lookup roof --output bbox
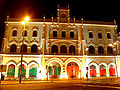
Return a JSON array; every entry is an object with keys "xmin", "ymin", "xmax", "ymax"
[{"xmin": 6, "ymin": 17, "xmax": 115, "ymax": 26}]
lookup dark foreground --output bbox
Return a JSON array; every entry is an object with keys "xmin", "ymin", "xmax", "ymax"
[{"xmin": 1, "ymin": 78, "xmax": 120, "ymax": 90}]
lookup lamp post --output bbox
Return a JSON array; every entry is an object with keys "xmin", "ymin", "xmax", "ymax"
[{"xmin": 19, "ymin": 16, "xmax": 29, "ymax": 83}]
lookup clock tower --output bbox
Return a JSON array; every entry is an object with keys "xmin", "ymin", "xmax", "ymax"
[{"xmin": 57, "ymin": 5, "xmax": 70, "ymax": 23}]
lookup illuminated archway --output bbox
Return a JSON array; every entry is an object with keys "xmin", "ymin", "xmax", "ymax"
[
  {"xmin": 65, "ymin": 59, "xmax": 81, "ymax": 78},
  {"xmin": 48, "ymin": 61, "xmax": 61, "ymax": 78},
  {"xmin": 67, "ymin": 62, "xmax": 79, "ymax": 78},
  {"xmin": 18, "ymin": 64, "xmax": 26, "ymax": 77},
  {"xmin": 46, "ymin": 58, "xmax": 63, "ymax": 78},
  {"xmin": 108, "ymin": 63, "xmax": 116, "ymax": 76},
  {"xmin": 29, "ymin": 64, "xmax": 37, "ymax": 77},
  {"xmin": 99, "ymin": 64, "xmax": 106, "ymax": 77},
  {"xmin": 89, "ymin": 65, "xmax": 96, "ymax": 77},
  {"xmin": 7, "ymin": 64, "xmax": 15, "ymax": 77}
]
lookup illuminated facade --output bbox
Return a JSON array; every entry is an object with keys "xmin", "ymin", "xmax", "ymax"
[{"xmin": 1, "ymin": 6, "xmax": 120, "ymax": 80}]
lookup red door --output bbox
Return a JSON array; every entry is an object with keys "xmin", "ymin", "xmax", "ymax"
[
  {"xmin": 100, "ymin": 68, "xmax": 106, "ymax": 76},
  {"xmin": 109, "ymin": 68, "xmax": 115, "ymax": 76},
  {"xmin": 90, "ymin": 68, "xmax": 96, "ymax": 77},
  {"xmin": 67, "ymin": 65, "xmax": 79, "ymax": 78}
]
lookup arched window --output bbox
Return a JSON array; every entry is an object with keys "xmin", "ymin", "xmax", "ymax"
[
  {"xmin": 12, "ymin": 30, "xmax": 17, "ymax": 36},
  {"xmin": 51, "ymin": 45, "xmax": 58, "ymax": 53},
  {"xmin": 31, "ymin": 44, "xmax": 37, "ymax": 53},
  {"xmin": 98, "ymin": 46, "xmax": 104, "ymax": 54},
  {"xmin": 89, "ymin": 46, "xmax": 95, "ymax": 54},
  {"xmin": 60, "ymin": 45, "xmax": 67, "ymax": 53},
  {"xmin": 69, "ymin": 45, "xmax": 75, "ymax": 54},
  {"xmin": 107, "ymin": 46, "xmax": 113, "ymax": 54},
  {"xmin": 20, "ymin": 44, "xmax": 27, "ymax": 53},
  {"xmin": 10, "ymin": 44, "xmax": 17, "ymax": 52}
]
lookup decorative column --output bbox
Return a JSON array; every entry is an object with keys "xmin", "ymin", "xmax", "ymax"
[
  {"xmin": 15, "ymin": 66, "xmax": 18, "ymax": 78},
  {"xmin": 116, "ymin": 57, "xmax": 120, "ymax": 77},
  {"xmin": 95, "ymin": 47, "xmax": 98, "ymax": 55},
  {"xmin": 27, "ymin": 46, "xmax": 31, "ymax": 53},
  {"xmin": 5, "ymin": 65, "xmax": 8, "ymax": 78},
  {"xmin": 96, "ymin": 66, "xmax": 100, "ymax": 77},
  {"xmin": 106, "ymin": 66, "xmax": 109, "ymax": 77},
  {"xmin": 26, "ymin": 66, "xmax": 29, "ymax": 78}
]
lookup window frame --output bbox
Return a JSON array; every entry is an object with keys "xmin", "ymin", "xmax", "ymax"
[
  {"xmin": 107, "ymin": 32, "xmax": 111, "ymax": 39},
  {"xmin": 33, "ymin": 31, "xmax": 37, "ymax": 37},
  {"xmin": 53, "ymin": 31, "xmax": 57, "ymax": 37},
  {"xmin": 89, "ymin": 32, "xmax": 93, "ymax": 38},
  {"xmin": 62, "ymin": 31, "xmax": 66, "ymax": 38}
]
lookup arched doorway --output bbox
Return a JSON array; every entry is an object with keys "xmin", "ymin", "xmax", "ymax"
[
  {"xmin": 67, "ymin": 62, "xmax": 79, "ymax": 78},
  {"xmin": 7, "ymin": 64, "xmax": 15, "ymax": 77},
  {"xmin": 90, "ymin": 65, "xmax": 96, "ymax": 77},
  {"xmin": 48, "ymin": 61, "xmax": 61, "ymax": 78},
  {"xmin": 109, "ymin": 64, "xmax": 115, "ymax": 76},
  {"xmin": 99, "ymin": 65, "xmax": 106, "ymax": 77},
  {"xmin": 18, "ymin": 64, "xmax": 26, "ymax": 77},
  {"xmin": 29, "ymin": 64, "xmax": 37, "ymax": 77}
]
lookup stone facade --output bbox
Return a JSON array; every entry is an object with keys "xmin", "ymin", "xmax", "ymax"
[{"xmin": 0, "ymin": 6, "xmax": 120, "ymax": 80}]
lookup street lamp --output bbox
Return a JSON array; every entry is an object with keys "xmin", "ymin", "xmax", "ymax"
[{"xmin": 19, "ymin": 16, "xmax": 30, "ymax": 83}]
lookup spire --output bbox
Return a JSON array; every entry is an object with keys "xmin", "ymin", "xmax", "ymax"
[
  {"xmin": 68, "ymin": 4, "xmax": 69, "ymax": 9},
  {"xmin": 43, "ymin": 14, "xmax": 45, "ymax": 22},
  {"xmin": 52, "ymin": 14, "xmax": 54, "ymax": 22},
  {"xmin": 74, "ymin": 16, "xmax": 75, "ymax": 23},
  {"xmin": 114, "ymin": 18, "xmax": 116, "ymax": 25}
]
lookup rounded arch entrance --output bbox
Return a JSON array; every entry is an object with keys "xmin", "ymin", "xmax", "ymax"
[
  {"xmin": 88, "ymin": 62, "xmax": 98, "ymax": 77},
  {"xmin": 99, "ymin": 63, "xmax": 107, "ymax": 77},
  {"xmin": 108, "ymin": 62, "xmax": 116, "ymax": 76},
  {"xmin": 46, "ymin": 58, "xmax": 63, "ymax": 78},
  {"xmin": 17, "ymin": 62, "xmax": 27, "ymax": 77},
  {"xmin": 65, "ymin": 59, "xmax": 81, "ymax": 78}
]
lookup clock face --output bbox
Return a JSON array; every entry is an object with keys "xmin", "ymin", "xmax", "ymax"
[{"xmin": 61, "ymin": 13, "xmax": 67, "ymax": 18}]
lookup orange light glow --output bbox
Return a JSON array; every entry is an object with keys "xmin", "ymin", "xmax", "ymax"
[{"xmin": 25, "ymin": 16, "xmax": 30, "ymax": 22}]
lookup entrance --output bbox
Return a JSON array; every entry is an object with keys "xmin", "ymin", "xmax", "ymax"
[
  {"xmin": 48, "ymin": 61, "xmax": 61, "ymax": 78},
  {"xmin": 67, "ymin": 62, "xmax": 79, "ymax": 78},
  {"xmin": 109, "ymin": 64, "xmax": 115, "ymax": 76},
  {"xmin": 90, "ymin": 65, "xmax": 96, "ymax": 77}
]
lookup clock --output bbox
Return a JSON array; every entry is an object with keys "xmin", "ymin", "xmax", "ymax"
[{"xmin": 61, "ymin": 12, "xmax": 67, "ymax": 18}]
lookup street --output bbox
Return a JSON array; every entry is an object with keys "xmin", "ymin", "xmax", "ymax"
[{"xmin": 1, "ymin": 78, "xmax": 120, "ymax": 90}]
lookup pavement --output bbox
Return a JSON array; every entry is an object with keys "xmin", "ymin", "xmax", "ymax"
[{"xmin": 1, "ymin": 77, "xmax": 120, "ymax": 90}]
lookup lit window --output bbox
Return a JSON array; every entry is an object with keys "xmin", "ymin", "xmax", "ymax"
[
  {"xmin": 89, "ymin": 32, "xmax": 93, "ymax": 38},
  {"xmin": 33, "ymin": 31, "xmax": 37, "ymax": 37}
]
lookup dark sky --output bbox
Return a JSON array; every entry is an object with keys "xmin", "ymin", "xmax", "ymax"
[{"xmin": 0, "ymin": 0, "xmax": 120, "ymax": 50}]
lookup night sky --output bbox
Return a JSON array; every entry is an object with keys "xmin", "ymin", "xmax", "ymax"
[{"xmin": 0, "ymin": 0, "xmax": 120, "ymax": 51}]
